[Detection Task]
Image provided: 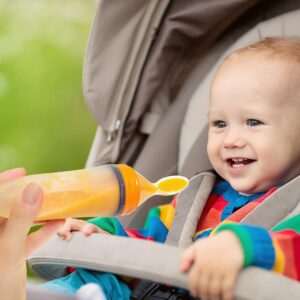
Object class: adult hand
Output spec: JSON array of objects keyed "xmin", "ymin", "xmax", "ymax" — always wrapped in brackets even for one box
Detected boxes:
[{"xmin": 0, "ymin": 168, "xmax": 64, "ymax": 300}]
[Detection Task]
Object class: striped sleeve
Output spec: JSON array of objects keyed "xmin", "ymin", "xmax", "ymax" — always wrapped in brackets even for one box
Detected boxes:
[
  {"xmin": 270, "ymin": 215, "xmax": 300, "ymax": 280},
  {"xmin": 215, "ymin": 215, "xmax": 300, "ymax": 281},
  {"xmin": 88, "ymin": 217, "xmax": 129, "ymax": 236},
  {"xmin": 87, "ymin": 198, "xmax": 177, "ymax": 243}
]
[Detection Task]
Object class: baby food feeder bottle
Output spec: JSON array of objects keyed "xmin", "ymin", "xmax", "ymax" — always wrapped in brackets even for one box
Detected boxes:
[{"xmin": 0, "ymin": 164, "xmax": 188, "ymax": 221}]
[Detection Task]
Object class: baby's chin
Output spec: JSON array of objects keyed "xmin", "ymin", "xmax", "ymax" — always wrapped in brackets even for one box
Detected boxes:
[
  {"xmin": 218, "ymin": 171, "xmax": 274, "ymax": 194},
  {"xmin": 228, "ymin": 179, "xmax": 269, "ymax": 195}
]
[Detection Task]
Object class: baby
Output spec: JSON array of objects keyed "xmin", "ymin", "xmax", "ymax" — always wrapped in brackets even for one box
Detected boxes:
[
  {"xmin": 47, "ymin": 37, "xmax": 300, "ymax": 300},
  {"xmin": 180, "ymin": 36, "xmax": 300, "ymax": 299}
]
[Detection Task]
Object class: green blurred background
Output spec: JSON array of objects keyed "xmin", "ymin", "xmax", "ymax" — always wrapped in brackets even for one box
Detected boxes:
[{"xmin": 0, "ymin": 0, "xmax": 98, "ymax": 174}]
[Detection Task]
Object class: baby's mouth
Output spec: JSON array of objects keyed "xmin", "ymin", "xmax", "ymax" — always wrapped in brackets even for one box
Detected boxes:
[{"xmin": 227, "ymin": 158, "xmax": 255, "ymax": 168}]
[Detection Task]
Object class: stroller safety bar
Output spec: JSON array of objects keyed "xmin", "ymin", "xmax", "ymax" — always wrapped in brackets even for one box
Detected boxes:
[
  {"xmin": 29, "ymin": 233, "xmax": 300, "ymax": 300},
  {"xmin": 29, "ymin": 233, "xmax": 187, "ymax": 288}
]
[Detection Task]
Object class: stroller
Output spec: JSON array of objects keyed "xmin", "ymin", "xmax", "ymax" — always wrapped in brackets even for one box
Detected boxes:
[{"xmin": 28, "ymin": 0, "xmax": 300, "ymax": 299}]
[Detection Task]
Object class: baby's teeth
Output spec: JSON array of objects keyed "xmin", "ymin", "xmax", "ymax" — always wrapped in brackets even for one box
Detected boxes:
[
  {"xmin": 233, "ymin": 163, "xmax": 243, "ymax": 168},
  {"xmin": 233, "ymin": 158, "xmax": 244, "ymax": 162}
]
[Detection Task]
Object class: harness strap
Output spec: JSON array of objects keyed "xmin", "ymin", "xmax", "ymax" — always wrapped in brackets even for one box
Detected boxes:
[
  {"xmin": 166, "ymin": 172, "xmax": 215, "ymax": 247},
  {"xmin": 130, "ymin": 172, "xmax": 215, "ymax": 299},
  {"xmin": 241, "ymin": 174, "xmax": 300, "ymax": 229}
]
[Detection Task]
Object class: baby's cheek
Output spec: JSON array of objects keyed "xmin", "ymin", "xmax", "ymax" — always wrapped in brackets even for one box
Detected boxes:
[
  {"xmin": 259, "ymin": 148, "xmax": 290, "ymax": 183},
  {"xmin": 207, "ymin": 139, "xmax": 225, "ymax": 176},
  {"xmin": 211, "ymin": 159, "xmax": 225, "ymax": 179},
  {"xmin": 207, "ymin": 140, "xmax": 218, "ymax": 162},
  {"xmin": 259, "ymin": 143, "xmax": 280, "ymax": 164}
]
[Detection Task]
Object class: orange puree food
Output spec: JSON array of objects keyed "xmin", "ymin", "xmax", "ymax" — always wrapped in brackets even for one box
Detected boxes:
[
  {"xmin": 156, "ymin": 177, "xmax": 189, "ymax": 194},
  {"xmin": 37, "ymin": 189, "xmax": 119, "ymax": 221}
]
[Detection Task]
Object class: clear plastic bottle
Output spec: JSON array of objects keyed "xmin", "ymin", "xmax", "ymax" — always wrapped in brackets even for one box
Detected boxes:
[{"xmin": 0, "ymin": 164, "xmax": 188, "ymax": 221}]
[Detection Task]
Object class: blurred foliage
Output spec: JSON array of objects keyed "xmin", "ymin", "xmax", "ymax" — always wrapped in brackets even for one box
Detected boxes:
[{"xmin": 0, "ymin": 0, "xmax": 98, "ymax": 174}]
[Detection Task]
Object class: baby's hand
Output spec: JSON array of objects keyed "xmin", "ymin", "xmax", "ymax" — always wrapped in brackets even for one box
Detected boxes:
[
  {"xmin": 180, "ymin": 231, "xmax": 243, "ymax": 300},
  {"xmin": 57, "ymin": 218, "xmax": 109, "ymax": 241}
]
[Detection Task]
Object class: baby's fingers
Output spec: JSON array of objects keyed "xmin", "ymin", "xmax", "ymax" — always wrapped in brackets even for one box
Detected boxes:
[
  {"xmin": 57, "ymin": 218, "xmax": 81, "ymax": 240},
  {"xmin": 82, "ymin": 224, "xmax": 109, "ymax": 236},
  {"xmin": 82, "ymin": 224, "xmax": 100, "ymax": 236},
  {"xmin": 57, "ymin": 230, "xmax": 73, "ymax": 241},
  {"xmin": 221, "ymin": 274, "xmax": 236, "ymax": 300},
  {"xmin": 189, "ymin": 270, "xmax": 209, "ymax": 299},
  {"xmin": 180, "ymin": 245, "xmax": 196, "ymax": 273},
  {"xmin": 208, "ymin": 276, "xmax": 222, "ymax": 300}
]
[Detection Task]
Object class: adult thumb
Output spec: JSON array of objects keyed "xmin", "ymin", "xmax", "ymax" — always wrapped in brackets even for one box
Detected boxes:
[{"xmin": 4, "ymin": 183, "xmax": 43, "ymax": 245}]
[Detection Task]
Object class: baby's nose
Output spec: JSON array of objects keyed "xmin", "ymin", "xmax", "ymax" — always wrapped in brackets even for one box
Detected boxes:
[{"xmin": 223, "ymin": 131, "xmax": 246, "ymax": 148}]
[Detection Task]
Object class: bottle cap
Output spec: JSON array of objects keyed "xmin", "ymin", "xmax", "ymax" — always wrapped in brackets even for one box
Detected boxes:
[{"xmin": 116, "ymin": 164, "xmax": 140, "ymax": 215}]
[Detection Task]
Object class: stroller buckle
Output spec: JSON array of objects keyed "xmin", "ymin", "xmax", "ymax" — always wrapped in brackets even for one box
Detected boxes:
[{"xmin": 130, "ymin": 279, "xmax": 196, "ymax": 300}]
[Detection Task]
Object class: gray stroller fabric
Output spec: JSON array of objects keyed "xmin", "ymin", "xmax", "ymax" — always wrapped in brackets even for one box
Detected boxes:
[
  {"xmin": 166, "ymin": 172, "xmax": 215, "ymax": 248},
  {"xmin": 84, "ymin": 0, "xmax": 259, "ymax": 166},
  {"xmin": 84, "ymin": 0, "xmax": 171, "ymax": 165},
  {"xmin": 85, "ymin": 0, "xmax": 300, "ymax": 169}
]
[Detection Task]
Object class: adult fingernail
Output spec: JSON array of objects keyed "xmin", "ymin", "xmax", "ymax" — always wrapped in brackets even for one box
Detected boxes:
[{"xmin": 22, "ymin": 183, "xmax": 41, "ymax": 205}]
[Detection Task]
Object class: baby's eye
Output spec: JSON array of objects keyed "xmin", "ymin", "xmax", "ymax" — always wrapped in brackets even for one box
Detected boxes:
[
  {"xmin": 246, "ymin": 119, "xmax": 263, "ymax": 126},
  {"xmin": 213, "ymin": 120, "xmax": 227, "ymax": 128}
]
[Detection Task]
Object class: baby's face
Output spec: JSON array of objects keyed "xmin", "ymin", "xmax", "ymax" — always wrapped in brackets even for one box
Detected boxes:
[{"xmin": 207, "ymin": 53, "xmax": 300, "ymax": 193}]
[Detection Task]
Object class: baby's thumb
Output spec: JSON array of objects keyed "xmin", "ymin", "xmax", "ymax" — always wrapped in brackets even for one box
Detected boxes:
[
  {"xmin": 180, "ymin": 245, "xmax": 196, "ymax": 273},
  {"xmin": 4, "ymin": 183, "xmax": 43, "ymax": 246}
]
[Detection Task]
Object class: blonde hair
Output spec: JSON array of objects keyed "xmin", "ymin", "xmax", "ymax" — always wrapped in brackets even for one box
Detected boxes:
[{"xmin": 227, "ymin": 36, "xmax": 300, "ymax": 62}]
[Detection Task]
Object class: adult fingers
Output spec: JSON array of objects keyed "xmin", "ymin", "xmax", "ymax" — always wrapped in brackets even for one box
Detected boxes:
[
  {"xmin": 26, "ymin": 219, "xmax": 65, "ymax": 257},
  {"xmin": 0, "ymin": 216, "xmax": 7, "ymax": 228},
  {"xmin": 3, "ymin": 183, "xmax": 43, "ymax": 246},
  {"xmin": 0, "ymin": 168, "xmax": 26, "ymax": 183},
  {"xmin": 0, "ymin": 168, "xmax": 26, "ymax": 227}
]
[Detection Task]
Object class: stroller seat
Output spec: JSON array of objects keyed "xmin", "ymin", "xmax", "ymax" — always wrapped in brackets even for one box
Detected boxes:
[{"xmin": 28, "ymin": 1, "xmax": 300, "ymax": 299}]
